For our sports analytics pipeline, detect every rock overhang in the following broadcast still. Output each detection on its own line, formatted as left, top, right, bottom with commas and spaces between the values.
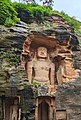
28, 28, 79, 48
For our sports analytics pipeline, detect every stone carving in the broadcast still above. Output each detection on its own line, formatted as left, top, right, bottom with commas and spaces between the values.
22, 35, 79, 87
11, 99, 18, 120
27, 47, 55, 85
62, 58, 79, 82
56, 110, 67, 120
21, 37, 31, 68
35, 97, 55, 120
37, 47, 47, 58
53, 54, 79, 84
23, 37, 31, 54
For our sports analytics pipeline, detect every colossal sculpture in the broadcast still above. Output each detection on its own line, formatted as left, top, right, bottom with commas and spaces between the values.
27, 47, 55, 85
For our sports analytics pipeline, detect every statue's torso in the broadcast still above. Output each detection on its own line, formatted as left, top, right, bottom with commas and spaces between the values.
28, 59, 52, 83
33, 60, 50, 82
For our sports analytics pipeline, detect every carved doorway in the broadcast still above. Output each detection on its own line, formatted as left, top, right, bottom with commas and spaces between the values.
35, 97, 55, 120
38, 100, 49, 120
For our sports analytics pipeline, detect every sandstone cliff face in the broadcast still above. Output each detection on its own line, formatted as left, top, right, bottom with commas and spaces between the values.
0, 23, 36, 120
0, 15, 81, 120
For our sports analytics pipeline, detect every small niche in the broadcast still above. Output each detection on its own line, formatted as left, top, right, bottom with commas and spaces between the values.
56, 110, 67, 120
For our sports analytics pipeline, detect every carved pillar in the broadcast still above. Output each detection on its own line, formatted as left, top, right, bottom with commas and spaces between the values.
2, 96, 5, 120
11, 99, 18, 120
18, 96, 21, 120
49, 63, 55, 93
18, 108, 21, 120
35, 99, 38, 120
10, 105, 13, 120
49, 105, 53, 120
50, 63, 55, 85
27, 62, 33, 84
49, 98, 54, 120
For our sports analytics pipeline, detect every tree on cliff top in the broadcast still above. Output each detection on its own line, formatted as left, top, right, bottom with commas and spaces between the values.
14, 0, 54, 8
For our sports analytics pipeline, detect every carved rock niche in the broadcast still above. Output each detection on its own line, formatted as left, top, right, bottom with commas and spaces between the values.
21, 33, 79, 85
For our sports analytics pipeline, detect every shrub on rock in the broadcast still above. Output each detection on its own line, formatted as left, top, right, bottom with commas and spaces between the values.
0, 0, 19, 26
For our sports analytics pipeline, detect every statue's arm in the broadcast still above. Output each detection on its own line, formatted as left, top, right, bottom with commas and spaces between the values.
27, 62, 33, 84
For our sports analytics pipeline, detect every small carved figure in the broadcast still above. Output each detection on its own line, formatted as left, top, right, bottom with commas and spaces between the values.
21, 37, 31, 68
23, 37, 31, 54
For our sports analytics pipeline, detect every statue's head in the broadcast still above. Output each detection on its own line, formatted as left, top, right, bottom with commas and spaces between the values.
37, 47, 47, 58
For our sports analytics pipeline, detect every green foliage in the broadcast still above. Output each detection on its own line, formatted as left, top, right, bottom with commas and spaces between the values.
4, 17, 15, 27
0, 0, 19, 26
0, 0, 81, 34
13, 2, 54, 23
32, 81, 41, 85
0, 49, 19, 66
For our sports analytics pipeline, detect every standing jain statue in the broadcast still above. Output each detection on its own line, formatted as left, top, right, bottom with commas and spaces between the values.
27, 47, 55, 86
